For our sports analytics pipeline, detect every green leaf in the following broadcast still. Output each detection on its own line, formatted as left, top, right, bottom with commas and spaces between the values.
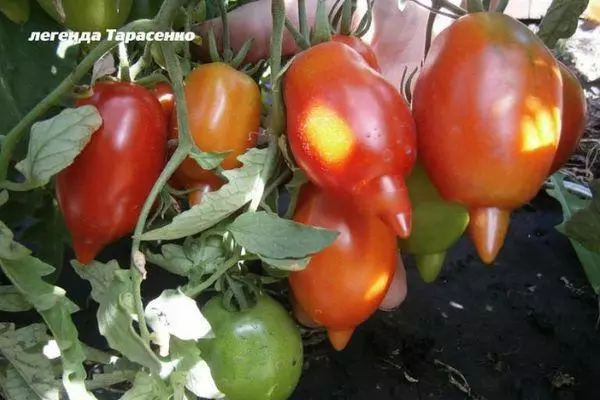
537, 0, 589, 48
145, 244, 195, 277
0, 221, 96, 400
228, 211, 338, 259
140, 148, 268, 241
0, 0, 30, 24
0, 323, 60, 400
189, 148, 231, 170
0, 3, 78, 139
96, 269, 163, 374
71, 259, 121, 303
0, 285, 32, 312
15, 106, 102, 188
283, 168, 308, 219
260, 255, 311, 272
120, 372, 170, 400
564, 180, 600, 253
0, 189, 7, 207
546, 174, 600, 294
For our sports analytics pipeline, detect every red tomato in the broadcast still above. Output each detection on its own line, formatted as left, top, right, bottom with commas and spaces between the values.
284, 41, 417, 239
170, 62, 260, 186
412, 13, 562, 264
331, 34, 380, 71
289, 184, 397, 351
187, 174, 225, 207
56, 81, 167, 264
151, 82, 175, 121
549, 62, 588, 175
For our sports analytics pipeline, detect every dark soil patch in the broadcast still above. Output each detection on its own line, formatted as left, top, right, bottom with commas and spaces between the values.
291, 192, 600, 400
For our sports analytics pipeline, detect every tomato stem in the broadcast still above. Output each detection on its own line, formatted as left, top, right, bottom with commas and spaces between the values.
340, 0, 354, 36
217, 0, 233, 62
494, 0, 509, 13
298, 0, 309, 41
410, 0, 467, 18
285, 18, 311, 50
118, 42, 132, 82
183, 256, 240, 298
311, 0, 332, 44
0, 19, 156, 182
467, 0, 484, 13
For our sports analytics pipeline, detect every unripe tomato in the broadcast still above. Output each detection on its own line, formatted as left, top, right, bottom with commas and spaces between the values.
199, 293, 303, 400
289, 184, 397, 351
170, 63, 261, 186
548, 62, 588, 175
331, 34, 380, 70
56, 81, 167, 264
412, 12, 562, 264
37, 0, 133, 32
284, 41, 417, 239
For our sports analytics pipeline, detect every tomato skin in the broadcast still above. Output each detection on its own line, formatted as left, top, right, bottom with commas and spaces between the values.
289, 184, 397, 350
56, 81, 167, 264
151, 82, 175, 122
412, 12, 562, 264
549, 62, 588, 175
331, 34, 380, 71
170, 62, 261, 186
199, 294, 303, 400
284, 41, 417, 239
37, 0, 133, 31
187, 175, 224, 206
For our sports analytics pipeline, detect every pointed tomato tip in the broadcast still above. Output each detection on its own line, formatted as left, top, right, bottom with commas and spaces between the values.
384, 212, 411, 239
327, 328, 355, 351
72, 239, 103, 265
467, 207, 511, 265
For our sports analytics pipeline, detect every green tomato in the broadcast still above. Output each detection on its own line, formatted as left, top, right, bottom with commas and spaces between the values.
199, 293, 303, 400
36, 0, 133, 31
400, 163, 470, 282
0, 0, 30, 24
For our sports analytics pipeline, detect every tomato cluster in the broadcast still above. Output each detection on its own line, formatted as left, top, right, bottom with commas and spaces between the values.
50, 6, 587, 400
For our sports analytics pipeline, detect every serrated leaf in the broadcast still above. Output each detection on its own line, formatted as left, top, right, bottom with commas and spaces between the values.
228, 211, 338, 259
546, 174, 600, 294
564, 180, 600, 253
0, 323, 59, 400
96, 269, 163, 374
15, 106, 102, 188
145, 244, 194, 277
189, 148, 231, 170
0, 190, 7, 207
0, 285, 32, 312
120, 372, 170, 400
185, 359, 225, 399
0, 221, 96, 400
537, 0, 589, 48
91, 53, 116, 84
260, 256, 311, 272
71, 259, 121, 303
140, 148, 268, 241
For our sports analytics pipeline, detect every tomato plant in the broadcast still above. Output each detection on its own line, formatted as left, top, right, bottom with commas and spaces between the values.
284, 40, 417, 239
412, 12, 563, 264
289, 184, 397, 350
56, 81, 168, 264
199, 293, 303, 400
169, 62, 261, 187
0, 0, 593, 399
36, 0, 133, 31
